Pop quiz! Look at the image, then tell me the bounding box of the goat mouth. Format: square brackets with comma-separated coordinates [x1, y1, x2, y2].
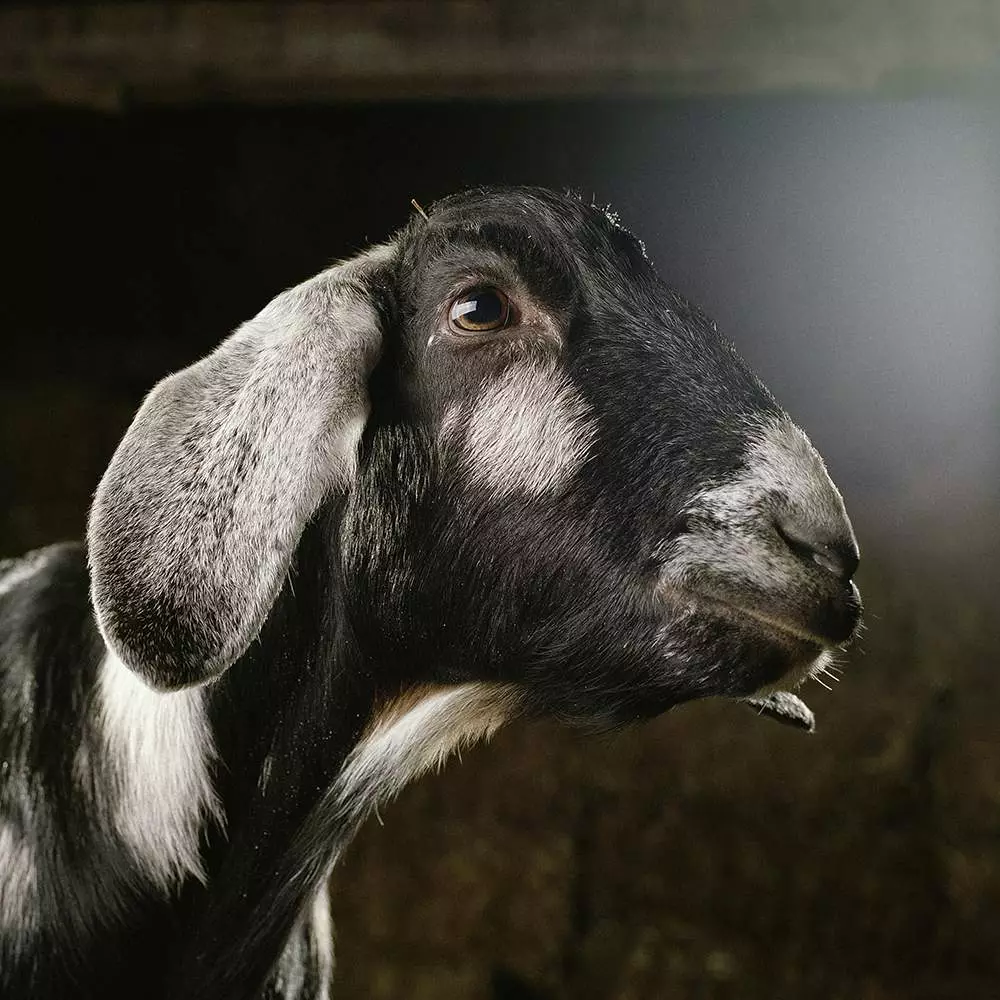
[659, 583, 831, 651]
[655, 582, 848, 732]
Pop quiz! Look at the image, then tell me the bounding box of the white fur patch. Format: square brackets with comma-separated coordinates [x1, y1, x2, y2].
[452, 362, 595, 501]
[0, 822, 38, 937]
[308, 889, 334, 1000]
[734, 420, 848, 531]
[339, 683, 520, 816]
[0, 549, 52, 599]
[662, 417, 851, 592]
[95, 651, 222, 890]
[268, 888, 335, 998]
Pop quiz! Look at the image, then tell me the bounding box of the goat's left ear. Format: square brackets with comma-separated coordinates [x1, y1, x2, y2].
[88, 245, 396, 690]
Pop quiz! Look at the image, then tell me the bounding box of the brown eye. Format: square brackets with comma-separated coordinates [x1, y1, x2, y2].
[448, 287, 511, 333]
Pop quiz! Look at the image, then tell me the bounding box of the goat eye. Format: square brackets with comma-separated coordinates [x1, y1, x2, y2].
[448, 288, 511, 333]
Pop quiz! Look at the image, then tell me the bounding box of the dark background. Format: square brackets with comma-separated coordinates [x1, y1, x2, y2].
[3, 6, 999, 998]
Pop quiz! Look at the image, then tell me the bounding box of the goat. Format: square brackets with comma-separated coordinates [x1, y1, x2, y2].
[0, 186, 862, 999]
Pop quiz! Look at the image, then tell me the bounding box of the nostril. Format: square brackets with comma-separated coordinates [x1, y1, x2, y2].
[808, 542, 859, 581]
[775, 519, 860, 583]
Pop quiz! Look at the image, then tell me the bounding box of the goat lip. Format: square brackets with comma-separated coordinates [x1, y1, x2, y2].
[660, 584, 830, 649]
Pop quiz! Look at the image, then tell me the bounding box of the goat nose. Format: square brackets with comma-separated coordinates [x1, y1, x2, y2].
[775, 514, 860, 583]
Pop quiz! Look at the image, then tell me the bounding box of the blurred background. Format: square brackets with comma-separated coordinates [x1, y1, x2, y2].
[2, 3, 998, 998]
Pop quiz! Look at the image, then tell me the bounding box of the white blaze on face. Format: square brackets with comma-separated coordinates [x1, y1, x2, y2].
[450, 362, 596, 501]
[663, 417, 850, 592]
[733, 419, 849, 531]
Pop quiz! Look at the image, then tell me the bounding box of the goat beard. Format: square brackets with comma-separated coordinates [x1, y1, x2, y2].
[742, 690, 815, 731]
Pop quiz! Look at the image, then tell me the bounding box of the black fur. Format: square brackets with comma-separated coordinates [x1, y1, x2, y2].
[0, 187, 861, 999]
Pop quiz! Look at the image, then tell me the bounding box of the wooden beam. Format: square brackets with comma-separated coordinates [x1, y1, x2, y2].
[2, 1, 1000, 110]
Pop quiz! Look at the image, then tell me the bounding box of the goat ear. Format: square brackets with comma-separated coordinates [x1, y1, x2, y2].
[88, 245, 395, 690]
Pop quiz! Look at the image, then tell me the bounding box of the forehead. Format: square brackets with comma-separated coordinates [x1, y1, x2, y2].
[427, 187, 593, 236]
[404, 189, 649, 290]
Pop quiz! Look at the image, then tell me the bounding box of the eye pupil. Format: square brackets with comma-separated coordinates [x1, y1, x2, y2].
[449, 288, 510, 332]
[463, 295, 502, 325]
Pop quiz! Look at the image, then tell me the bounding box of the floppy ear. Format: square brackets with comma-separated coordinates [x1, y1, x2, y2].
[88, 244, 396, 690]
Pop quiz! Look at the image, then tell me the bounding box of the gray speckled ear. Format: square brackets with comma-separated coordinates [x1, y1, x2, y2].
[88, 245, 395, 690]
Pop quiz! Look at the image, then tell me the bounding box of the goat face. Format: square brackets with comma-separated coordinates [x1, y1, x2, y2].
[89, 186, 860, 731]
[343, 188, 862, 727]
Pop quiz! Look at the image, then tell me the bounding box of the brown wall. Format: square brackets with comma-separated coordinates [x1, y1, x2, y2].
[4, 1, 1000, 109]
